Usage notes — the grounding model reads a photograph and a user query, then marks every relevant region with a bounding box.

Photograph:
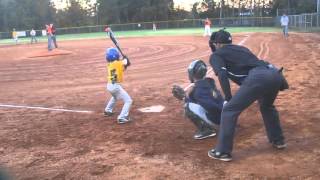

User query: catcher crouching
[172,60,224,140]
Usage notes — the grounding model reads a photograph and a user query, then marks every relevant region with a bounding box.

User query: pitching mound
[26,49,73,58]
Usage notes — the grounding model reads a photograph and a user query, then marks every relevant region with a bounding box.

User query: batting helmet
[106,48,119,62]
[188,60,207,83]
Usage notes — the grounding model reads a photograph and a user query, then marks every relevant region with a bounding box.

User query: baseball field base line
[0,104,93,114]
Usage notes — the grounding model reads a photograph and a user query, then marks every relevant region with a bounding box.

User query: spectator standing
[280,13,289,38]
[30,28,37,44]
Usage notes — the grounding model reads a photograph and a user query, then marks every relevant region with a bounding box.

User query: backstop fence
[287,13,320,32]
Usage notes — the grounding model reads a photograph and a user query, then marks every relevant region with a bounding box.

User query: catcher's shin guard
[184,103,216,140]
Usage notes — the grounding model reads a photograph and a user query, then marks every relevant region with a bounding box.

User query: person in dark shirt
[207,29,289,162]
[173,60,224,140]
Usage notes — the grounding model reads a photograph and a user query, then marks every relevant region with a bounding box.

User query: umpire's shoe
[271,140,287,149]
[117,116,131,124]
[208,149,232,162]
[194,128,216,140]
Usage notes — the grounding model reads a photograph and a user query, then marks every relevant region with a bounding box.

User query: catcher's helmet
[106,48,119,62]
[210,29,232,44]
[188,60,207,83]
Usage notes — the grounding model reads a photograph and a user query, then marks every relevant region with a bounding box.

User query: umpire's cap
[210,29,232,44]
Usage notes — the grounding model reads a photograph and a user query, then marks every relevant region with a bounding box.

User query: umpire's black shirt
[209,44,268,101]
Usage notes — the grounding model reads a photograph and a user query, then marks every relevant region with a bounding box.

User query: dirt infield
[0,33,319,179]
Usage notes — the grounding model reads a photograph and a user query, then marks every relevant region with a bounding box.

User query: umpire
[207,29,289,162]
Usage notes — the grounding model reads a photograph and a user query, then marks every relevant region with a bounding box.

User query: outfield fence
[1,14,319,40]
[0,17,276,39]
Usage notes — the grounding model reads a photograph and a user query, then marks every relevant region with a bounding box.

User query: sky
[174,0,200,10]
[52,0,200,10]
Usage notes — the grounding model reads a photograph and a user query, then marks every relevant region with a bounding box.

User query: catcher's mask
[209,28,232,52]
[106,48,120,62]
[188,60,207,83]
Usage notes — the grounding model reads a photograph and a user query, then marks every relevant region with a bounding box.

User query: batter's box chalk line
[0,103,93,114]
[138,105,165,113]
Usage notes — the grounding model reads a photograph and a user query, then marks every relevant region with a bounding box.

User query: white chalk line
[0,104,93,114]
[184,34,251,91]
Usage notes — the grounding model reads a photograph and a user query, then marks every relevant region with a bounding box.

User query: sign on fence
[17,31,26,37]
[42,30,47,36]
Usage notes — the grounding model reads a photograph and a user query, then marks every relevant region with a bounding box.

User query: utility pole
[318,0,320,14]
[287,0,290,14]
[95,2,99,25]
[220,0,223,19]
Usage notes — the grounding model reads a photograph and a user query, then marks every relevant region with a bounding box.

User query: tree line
[0,0,317,32]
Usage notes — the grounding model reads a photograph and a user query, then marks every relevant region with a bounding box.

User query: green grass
[0,27,281,45]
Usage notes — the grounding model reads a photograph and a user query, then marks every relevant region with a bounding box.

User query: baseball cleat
[193,129,217,140]
[272,140,287,149]
[208,149,232,162]
[103,111,114,117]
[117,116,131,124]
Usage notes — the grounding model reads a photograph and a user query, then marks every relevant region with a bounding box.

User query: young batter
[104,48,132,124]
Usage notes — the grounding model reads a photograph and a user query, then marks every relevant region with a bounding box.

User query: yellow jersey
[12,31,17,38]
[107,60,124,83]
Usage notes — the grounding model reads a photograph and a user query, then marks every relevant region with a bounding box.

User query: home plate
[138,105,165,113]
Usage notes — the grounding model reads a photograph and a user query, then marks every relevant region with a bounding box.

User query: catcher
[104,48,132,124]
[172,59,224,140]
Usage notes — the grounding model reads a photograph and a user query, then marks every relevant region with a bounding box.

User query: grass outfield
[0,27,280,45]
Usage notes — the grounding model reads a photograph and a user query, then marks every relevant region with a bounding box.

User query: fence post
[311,14,313,28]
[305,15,307,32]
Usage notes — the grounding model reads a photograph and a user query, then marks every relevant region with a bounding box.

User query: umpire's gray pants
[105,83,132,120]
[216,67,285,153]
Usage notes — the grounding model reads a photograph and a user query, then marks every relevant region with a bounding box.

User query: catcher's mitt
[172,85,186,101]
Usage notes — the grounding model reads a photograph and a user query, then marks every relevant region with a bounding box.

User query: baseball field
[0,29,320,179]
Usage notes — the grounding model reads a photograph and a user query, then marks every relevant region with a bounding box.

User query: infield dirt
[0,33,319,179]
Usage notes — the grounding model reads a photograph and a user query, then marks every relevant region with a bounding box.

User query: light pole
[95,2,99,25]
[219,0,223,25]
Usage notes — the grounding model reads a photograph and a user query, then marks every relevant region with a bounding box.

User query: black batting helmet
[188,60,207,83]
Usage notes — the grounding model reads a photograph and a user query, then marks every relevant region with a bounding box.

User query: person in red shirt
[46,24,53,51]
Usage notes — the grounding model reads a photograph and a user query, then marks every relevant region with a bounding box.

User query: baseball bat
[107,29,126,57]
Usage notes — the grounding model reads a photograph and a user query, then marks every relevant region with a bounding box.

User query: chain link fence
[1,14,319,40]
[0,17,277,39]
[287,13,320,32]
